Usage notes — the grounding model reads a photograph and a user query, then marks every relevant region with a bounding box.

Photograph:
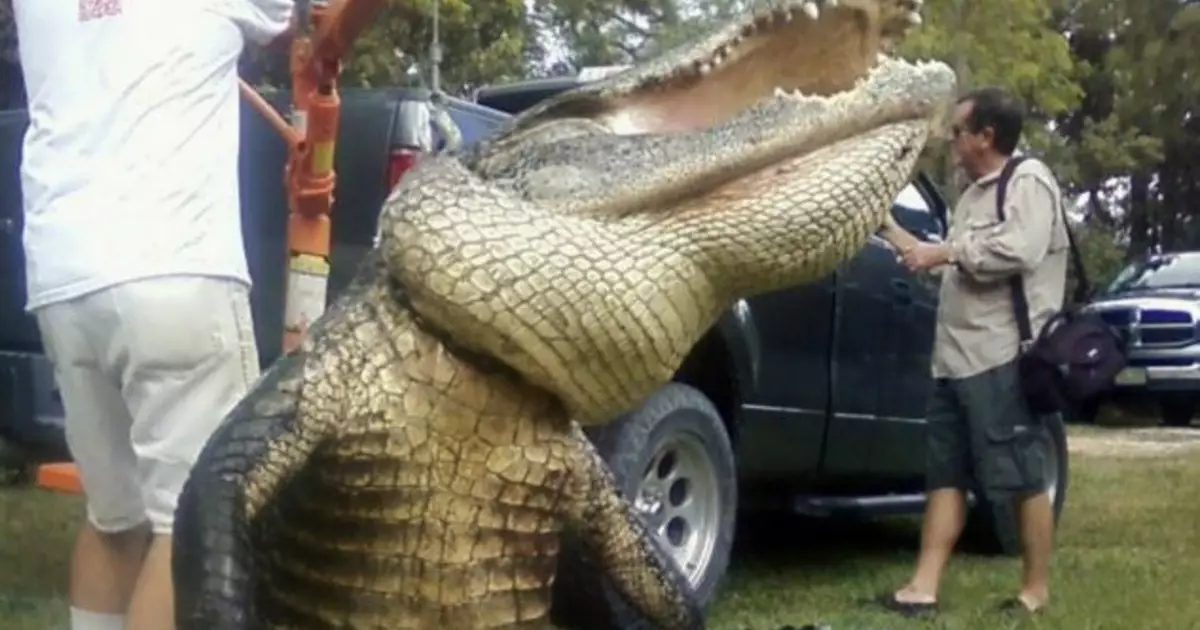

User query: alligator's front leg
[553,426,705,630]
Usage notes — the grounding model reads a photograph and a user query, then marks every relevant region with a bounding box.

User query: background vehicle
[1080,251,1200,427]
[0,71,1070,611]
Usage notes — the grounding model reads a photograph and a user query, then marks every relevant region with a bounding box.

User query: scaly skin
[173,1,957,628]
[173,252,690,629]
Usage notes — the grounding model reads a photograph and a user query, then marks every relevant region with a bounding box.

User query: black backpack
[995,157,1127,415]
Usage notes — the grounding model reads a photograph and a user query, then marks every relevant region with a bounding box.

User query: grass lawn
[2,426,1198,630]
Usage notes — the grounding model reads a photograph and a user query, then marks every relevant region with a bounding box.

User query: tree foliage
[243,0,535,97]
[1052,0,1200,258]
[340,0,532,94]
[891,0,1083,201]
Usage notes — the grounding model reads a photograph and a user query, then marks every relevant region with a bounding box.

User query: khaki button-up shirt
[931,157,1070,380]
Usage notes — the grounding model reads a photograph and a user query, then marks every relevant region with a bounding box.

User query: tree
[1052,0,1200,258]
[244,0,536,97]
[893,0,1084,202]
[342,0,533,94]
[527,0,772,71]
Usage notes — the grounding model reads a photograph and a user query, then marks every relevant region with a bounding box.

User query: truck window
[892,183,944,242]
[436,99,509,148]
[1106,253,1200,294]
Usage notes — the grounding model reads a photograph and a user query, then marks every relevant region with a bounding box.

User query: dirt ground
[1067,423,1200,458]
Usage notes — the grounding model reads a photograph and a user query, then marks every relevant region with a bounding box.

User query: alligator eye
[898,144,913,159]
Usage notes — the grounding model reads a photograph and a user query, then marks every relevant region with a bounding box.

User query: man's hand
[900,242,951,272]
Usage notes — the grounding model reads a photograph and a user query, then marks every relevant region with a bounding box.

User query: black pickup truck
[0,71,1070,610]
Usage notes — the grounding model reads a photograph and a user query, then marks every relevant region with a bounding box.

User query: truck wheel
[963,411,1070,556]
[1160,395,1196,427]
[1069,397,1101,425]
[599,383,737,605]
[0,436,34,486]
[550,383,737,629]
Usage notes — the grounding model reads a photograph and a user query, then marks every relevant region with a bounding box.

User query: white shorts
[35,275,260,535]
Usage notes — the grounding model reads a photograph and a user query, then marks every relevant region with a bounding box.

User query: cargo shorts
[925,359,1052,501]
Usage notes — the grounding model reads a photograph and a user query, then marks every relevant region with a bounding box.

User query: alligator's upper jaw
[511,0,929,137]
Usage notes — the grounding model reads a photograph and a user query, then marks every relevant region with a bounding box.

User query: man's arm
[948,171,1059,284]
[231,0,295,47]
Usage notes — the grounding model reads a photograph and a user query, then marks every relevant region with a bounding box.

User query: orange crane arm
[238,0,391,352]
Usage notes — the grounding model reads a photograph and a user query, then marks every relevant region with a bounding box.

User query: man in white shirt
[12,1,293,629]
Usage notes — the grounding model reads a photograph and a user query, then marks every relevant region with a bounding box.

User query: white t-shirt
[14,0,293,311]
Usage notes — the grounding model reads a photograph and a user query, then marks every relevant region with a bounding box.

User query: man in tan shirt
[875,86,1069,616]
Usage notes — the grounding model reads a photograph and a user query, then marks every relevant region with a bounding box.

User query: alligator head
[381,0,957,424]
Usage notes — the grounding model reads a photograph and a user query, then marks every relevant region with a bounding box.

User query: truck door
[819,237,897,482]
[0,108,71,457]
[0,109,38,354]
[870,182,946,483]
[734,278,836,482]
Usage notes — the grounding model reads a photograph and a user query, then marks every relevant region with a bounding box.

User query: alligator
[171,0,957,628]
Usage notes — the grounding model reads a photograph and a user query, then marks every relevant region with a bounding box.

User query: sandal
[867,591,939,617]
[998,596,1047,614]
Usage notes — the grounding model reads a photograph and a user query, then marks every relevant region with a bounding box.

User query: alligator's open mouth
[592,0,927,135]
[478,0,951,222]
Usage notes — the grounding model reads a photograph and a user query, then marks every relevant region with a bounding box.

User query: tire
[1069,397,1101,425]
[1160,395,1196,428]
[963,411,1070,556]
[0,435,35,486]
[550,383,737,629]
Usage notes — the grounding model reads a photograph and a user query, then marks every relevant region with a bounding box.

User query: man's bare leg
[894,488,968,604]
[1015,490,1054,610]
[70,521,150,630]
[124,534,175,630]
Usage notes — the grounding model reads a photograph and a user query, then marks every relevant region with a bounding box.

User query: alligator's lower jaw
[692,118,927,219]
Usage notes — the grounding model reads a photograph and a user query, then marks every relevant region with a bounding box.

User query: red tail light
[387,147,421,189]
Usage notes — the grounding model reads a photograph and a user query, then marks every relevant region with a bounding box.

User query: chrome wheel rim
[632,430,721,587]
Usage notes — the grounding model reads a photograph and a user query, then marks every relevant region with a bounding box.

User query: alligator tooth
[774,87,788,98]
[907,10,922,25]
[698,61,712,75]
[801,1,819,20]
